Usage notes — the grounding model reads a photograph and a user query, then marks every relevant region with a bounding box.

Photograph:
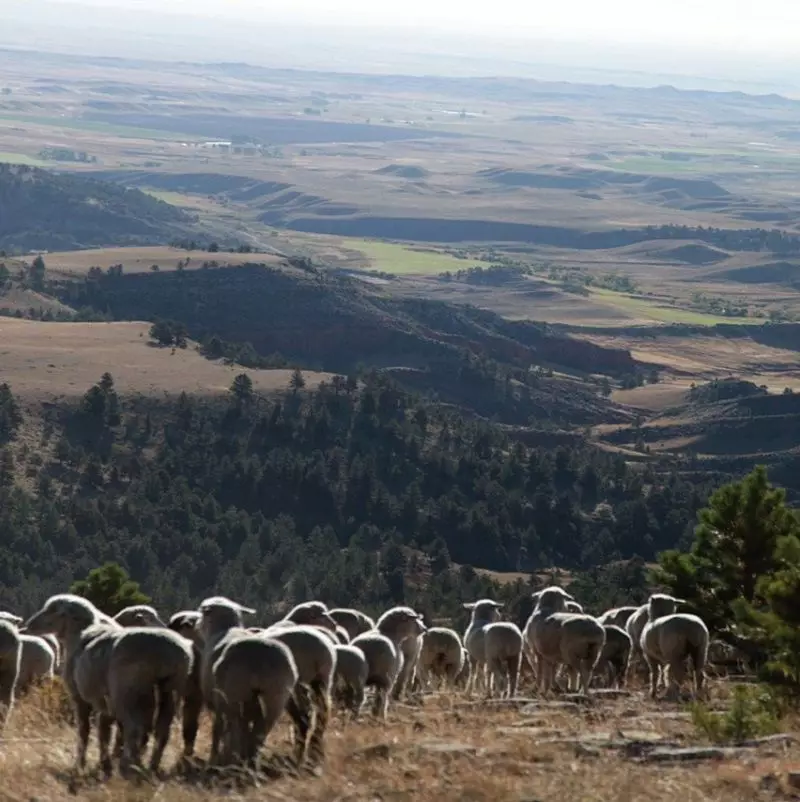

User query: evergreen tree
[71,562,151,615]
[654,466,800,638]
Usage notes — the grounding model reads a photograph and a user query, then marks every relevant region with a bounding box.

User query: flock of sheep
[0,585,712,780]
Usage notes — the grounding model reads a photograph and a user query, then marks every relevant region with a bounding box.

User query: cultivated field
[5,677,798,802]
[0,319,330,400]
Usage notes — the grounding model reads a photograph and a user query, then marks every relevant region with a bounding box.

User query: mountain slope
[0,164,194,252]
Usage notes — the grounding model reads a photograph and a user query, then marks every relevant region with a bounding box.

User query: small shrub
[690,684,783,744]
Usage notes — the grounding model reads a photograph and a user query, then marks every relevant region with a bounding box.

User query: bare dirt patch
[0,319,331,400]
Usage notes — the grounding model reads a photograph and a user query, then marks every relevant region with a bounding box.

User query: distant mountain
[0,164,193,252]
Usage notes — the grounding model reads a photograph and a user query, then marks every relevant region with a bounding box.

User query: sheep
[0,619,21,731]
[329,608,376,641]
[417,627,464,691]
[106,626,194,774]
[260,622,336,766]
[484,621,524,698]
[24,594,122,773]
[565,600,584,614]
[0,612,23,625]
[283,601,338,632]
[462,599,503,697]
[349,631,399,720]
[332,643,369,718]
[525,587,605,696]
[167,611,203,758]
[596,624,632,688]
[640,594,707,701]
[375,607,427,701]
[626,595,683,688]
[114,605,166,628]
[17,633,56,692]
[211,633,299,765]
[598,606,638,629]
[197,596,257,764]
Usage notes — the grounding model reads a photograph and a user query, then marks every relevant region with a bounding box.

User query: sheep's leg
[308,680,330,766]
[645,656,660,699]
[252,694,285,762]
[74,698,92,772]
[287,686,312,766]
[149,688,177,774]
[97,713,114,777]
[210,707,226,765]
[351,684,365,720]
[579,661,593,696]
[120,689,154,775]
[666,661,685,702]
[0,664,16,732]
[181,690,202,757]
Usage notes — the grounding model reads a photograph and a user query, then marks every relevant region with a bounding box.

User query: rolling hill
[0,164,196,252]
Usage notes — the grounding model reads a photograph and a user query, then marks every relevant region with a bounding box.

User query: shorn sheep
[640,594,708,700]
[598,606,638,629]
[0,618,21,731]
[211,634,299,765]
[114,605,166,628]
[525,587,605,695]
[349,630,400,720]
[167,610,204,758]
[597,624,632,688]
[484,621,523,699]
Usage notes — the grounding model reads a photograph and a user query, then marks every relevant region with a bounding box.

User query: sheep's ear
[238,605,257,616]
[530,591,542,600]
[492,602,504,609]
[672,597,687,605]
[463,602,476,610]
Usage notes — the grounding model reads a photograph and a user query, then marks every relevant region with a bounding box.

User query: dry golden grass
[5,678,799,802]
[0,318,332,400]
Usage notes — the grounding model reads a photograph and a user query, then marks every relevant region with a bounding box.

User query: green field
[141,188,217,210]
[0,151,47,167]
[348,239,489,275]
[0,114,195,141]
[589,287,756,326]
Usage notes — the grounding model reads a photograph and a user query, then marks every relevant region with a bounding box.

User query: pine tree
[654,466,800,638]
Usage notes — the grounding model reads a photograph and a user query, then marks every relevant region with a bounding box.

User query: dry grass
[0,318,332,400]
[4,678,799,802]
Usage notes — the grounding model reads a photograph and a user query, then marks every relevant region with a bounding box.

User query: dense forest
[0,164,195,252]
[0,372,717,621]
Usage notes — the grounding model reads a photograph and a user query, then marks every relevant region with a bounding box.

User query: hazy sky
[44,0,800,55]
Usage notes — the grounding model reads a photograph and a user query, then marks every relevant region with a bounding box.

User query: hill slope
[0,164,194,252]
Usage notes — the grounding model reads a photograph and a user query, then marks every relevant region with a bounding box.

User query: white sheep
[462,599,504,697]
[106,626,194,774]
[260,622,336,767]
[640,594,707,700]
[24,594,122,773]
[349,631,399,720]
[17,633,56,692]
[626,595,684,688]
[114,605,166,628]
[525,587,605,695]
[375,607,427,701]
[598,606,638,629]
[417,627,464,691]
[211,634,299,765]
[167,610,204,758]
[332,643,369,718]
[330,608,376,641]
[484,621,524,698]
[283,601,338,632]
[597,624,632,688]
[0,619,21,731]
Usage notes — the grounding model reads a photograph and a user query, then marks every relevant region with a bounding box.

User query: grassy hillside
[0,164,195,252]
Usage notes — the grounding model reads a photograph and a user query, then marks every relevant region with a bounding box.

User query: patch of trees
[0,375,716,614]
[149,319,187,349]
[38,148,96,163]
[688,379,768,405]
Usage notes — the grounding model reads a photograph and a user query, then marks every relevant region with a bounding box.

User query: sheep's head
[115,605,166,628]
[609,606,638,626]
[335,625,351,644]
[24,594,105,639]
[198,596,255,638]
[532,586,574,615]
[564,600,584,614]
[285,601,338,631]
[376,606,426,643]
[0,611,23,627]
[463,599,503,624]
[648,594,684,621]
